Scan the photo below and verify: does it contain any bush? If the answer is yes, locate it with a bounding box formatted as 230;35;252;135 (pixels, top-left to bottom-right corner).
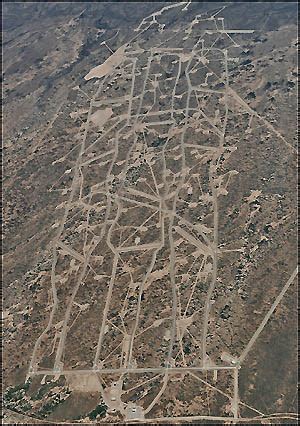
88;403;107;420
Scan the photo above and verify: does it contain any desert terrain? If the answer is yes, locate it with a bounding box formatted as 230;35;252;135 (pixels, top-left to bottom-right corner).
2;2;298;424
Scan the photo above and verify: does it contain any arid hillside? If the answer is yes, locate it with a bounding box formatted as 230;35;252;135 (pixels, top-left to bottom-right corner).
3;2;298;424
